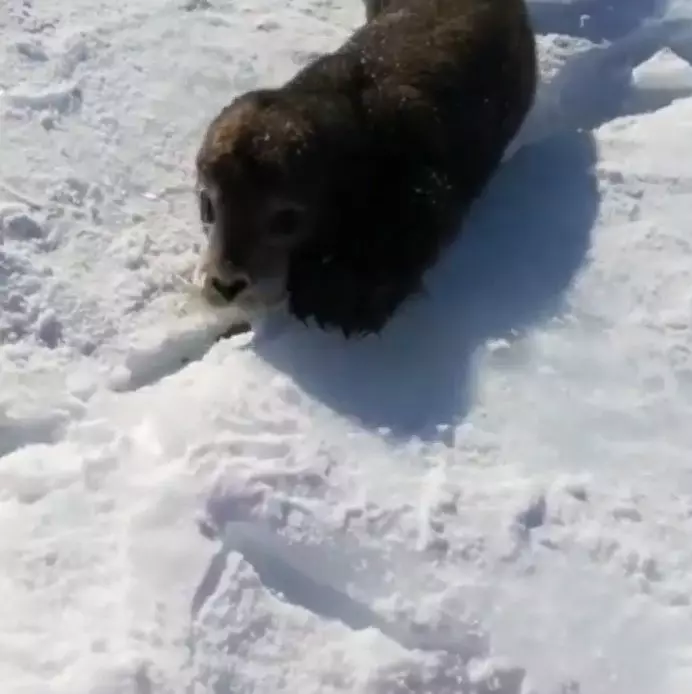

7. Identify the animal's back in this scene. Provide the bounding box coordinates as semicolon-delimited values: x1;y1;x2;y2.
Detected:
280;0;539;335
352;0;538;181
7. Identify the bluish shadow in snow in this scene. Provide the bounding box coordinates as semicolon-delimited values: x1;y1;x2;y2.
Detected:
528;0;670;41
253;131;599;439
191;520;487;659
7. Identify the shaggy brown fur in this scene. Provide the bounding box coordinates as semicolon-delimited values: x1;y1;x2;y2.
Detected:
195;0;538;337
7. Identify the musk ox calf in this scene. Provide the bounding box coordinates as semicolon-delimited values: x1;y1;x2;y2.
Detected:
194;0;538;337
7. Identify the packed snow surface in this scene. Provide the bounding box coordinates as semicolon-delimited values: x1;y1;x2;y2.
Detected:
3;0;692;692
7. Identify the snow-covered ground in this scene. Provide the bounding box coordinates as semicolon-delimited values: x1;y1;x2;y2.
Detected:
3;0;692;691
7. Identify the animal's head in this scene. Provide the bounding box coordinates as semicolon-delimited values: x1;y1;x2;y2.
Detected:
194;88;359;313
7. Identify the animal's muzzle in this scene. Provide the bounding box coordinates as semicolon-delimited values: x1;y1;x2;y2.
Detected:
209;276;249;302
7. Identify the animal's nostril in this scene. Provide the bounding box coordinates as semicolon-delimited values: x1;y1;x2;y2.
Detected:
210;276;249;302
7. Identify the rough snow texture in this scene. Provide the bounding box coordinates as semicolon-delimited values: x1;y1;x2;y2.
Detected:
3;0;692;692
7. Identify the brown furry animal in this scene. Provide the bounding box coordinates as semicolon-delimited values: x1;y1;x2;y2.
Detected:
195;0;537;337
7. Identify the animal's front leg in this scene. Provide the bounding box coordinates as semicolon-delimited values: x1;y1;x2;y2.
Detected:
287;251;420;337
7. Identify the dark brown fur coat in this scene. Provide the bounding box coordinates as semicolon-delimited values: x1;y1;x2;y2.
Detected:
196;0;538;336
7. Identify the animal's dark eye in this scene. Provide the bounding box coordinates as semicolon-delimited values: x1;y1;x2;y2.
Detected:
267;206;303;239
199;190;215;225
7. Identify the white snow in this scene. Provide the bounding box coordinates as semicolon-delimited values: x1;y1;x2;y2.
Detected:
3;0;692;691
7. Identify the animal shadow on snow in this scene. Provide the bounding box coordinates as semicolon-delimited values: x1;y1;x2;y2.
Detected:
254;130;599;439
253;0;692;440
